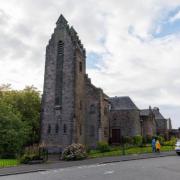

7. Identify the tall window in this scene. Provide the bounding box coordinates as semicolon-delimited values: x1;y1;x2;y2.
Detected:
55;124;59;134
79;61;82;72
55;41;64;106
47;124;51;134
63;124;67;134
58;41;64;55
90;104;95;113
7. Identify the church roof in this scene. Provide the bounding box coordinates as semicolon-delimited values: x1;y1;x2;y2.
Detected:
140;109;150;116
153;108;165;120
109;96;139;110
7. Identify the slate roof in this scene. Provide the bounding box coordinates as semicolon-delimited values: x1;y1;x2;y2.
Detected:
153;108;165;120
140;108;166;119
109;96;139;110
140;109;150;116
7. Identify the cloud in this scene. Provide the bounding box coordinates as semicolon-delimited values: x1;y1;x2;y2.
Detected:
169;10;180;22
0;0;180;127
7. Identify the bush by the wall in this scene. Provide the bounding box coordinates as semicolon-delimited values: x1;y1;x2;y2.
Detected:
157;136;165;145
163;136;177;146
133;135;143;146
123;136;133;144
62;143;87;161
97;141;110;153
20;144;47;164
145;135;153;144
20;154;43;164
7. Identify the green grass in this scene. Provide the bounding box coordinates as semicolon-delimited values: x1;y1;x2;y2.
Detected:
88;145;174;158
0;159;19;168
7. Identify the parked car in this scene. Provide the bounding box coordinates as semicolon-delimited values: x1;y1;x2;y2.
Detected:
175;139;180;155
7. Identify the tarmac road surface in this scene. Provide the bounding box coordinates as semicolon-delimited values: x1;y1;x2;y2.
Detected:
0;156;180;180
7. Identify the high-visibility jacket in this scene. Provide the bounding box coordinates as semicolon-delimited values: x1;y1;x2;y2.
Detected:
156;141;161;150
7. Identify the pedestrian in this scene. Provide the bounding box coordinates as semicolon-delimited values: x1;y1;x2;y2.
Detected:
151;138;156;153
156;140;161;153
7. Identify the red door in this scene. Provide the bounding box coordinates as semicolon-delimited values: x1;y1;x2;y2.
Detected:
112;129;121;144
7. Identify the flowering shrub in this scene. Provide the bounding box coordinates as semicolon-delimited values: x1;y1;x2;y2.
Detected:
61;144;87;161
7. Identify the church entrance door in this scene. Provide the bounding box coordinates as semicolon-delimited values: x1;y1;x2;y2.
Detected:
112;129;121;144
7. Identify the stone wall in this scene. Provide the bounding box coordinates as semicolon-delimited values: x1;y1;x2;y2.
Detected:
109;109;141;140
84;76;109;147
85;76;101;148
141;116;156;137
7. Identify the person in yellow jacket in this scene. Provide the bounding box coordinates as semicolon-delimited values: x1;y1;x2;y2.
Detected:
156;140;161;152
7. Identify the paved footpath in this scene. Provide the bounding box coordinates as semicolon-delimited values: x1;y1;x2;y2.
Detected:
0;151;176;176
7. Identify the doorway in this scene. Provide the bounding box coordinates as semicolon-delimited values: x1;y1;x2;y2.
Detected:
111;129;121;144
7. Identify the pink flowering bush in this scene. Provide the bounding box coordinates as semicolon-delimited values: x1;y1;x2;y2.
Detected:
62;143;87;161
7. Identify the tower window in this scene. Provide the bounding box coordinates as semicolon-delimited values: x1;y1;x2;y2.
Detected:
55;124;59;134
79;61;82;72
55;40;64;106
58;41;64;56
90;104;95;113
47;124;51;134
55;97;60;105
63;124;67;134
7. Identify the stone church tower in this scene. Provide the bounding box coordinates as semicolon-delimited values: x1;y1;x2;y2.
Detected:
41;15;86;152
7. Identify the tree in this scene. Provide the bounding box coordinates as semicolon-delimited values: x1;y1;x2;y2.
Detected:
0;84;41;146
0;101;29;158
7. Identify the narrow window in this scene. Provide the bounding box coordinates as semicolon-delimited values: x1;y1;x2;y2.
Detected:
58;41;64;56
47;124;51;134
55;124;59;134
63;124;67;134
90;104;95;113
55;40;64;106
79;61;82;72
55;97;60;105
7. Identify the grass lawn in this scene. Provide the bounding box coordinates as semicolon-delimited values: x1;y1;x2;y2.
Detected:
0;159;19;168
88;145;174;158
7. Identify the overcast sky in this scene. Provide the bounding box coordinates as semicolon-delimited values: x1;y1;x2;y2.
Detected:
0;0;180;128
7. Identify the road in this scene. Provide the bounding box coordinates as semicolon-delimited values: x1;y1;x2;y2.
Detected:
0;156;180;180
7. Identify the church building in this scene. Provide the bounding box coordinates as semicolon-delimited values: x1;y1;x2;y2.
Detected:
40;15;171;152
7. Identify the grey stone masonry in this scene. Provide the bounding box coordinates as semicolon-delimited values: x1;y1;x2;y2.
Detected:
41;15;86;152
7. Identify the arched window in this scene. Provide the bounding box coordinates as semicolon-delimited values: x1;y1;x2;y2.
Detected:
47;124;51;134
55;124;59;134
63;124;67;134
